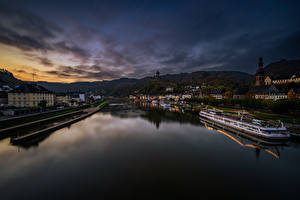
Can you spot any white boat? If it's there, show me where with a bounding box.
[159,101,170,108]
[199,109,290,140]
[151,100,158,104]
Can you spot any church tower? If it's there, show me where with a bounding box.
[154,71,160,79]
[255,57,265,86]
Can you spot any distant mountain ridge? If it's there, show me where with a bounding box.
[1,58,299,96]
[36,71,254,96]
[0,69,23,87]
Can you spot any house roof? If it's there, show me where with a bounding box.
[0,91,8,98]
[202,88,225,95]
[266,73,300,80]
[233,88,249,95]
[9,83,52,94]
[251,85,286,95]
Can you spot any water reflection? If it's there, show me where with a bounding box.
[8,102,294,155]
[103,102,201,129]
[0,102,300,199]
[212,126,280,159]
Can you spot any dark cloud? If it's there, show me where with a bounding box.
[54,42,91,62]
[0,3,91,62]
[45,65,122,80]
[1,0,300,80]
[0,3,59,52]
[0,24,51,51]
[15,69,26,73]
[45,70,71,77]
[0,3,62,39]
[38,57,53,67]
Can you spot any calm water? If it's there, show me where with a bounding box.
[0,102,300,199]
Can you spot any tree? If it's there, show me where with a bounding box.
[224,90,233,99]
[245,91,255,99]
[38,100,47,109]
[288,89,296,100]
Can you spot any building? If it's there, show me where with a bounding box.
[255,57,265,87]
[154,71,160,79]
[264,76,272,85]
[55,93,71,105]
[0,85,13,92]
[0,85,12,106]
[129,95,137,100]
[181,94,192,99]
[165,86,174,92]
[288,88,300,99]
[71,93,86,104]
[0,91,8,105]
[210,88,225,99]
[254,85,287,100]
[89,95,101,101]
[8,83,54,107]
[233,88,248,99]
[198,88,225,99]
[265,74,300,85]
[79,94,86,102]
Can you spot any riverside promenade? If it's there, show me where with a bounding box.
[0,109,84,135]
[11,101,109,144]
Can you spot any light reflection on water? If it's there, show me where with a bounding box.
[0,102,300,199]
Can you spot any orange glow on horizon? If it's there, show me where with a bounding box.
[0,44,106,83]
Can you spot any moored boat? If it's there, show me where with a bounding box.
[159,101,170,108]
[199,109,290,140]
[151,100,158,104]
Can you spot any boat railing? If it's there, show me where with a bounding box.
[202,110,287,131]
[201,111,263,132]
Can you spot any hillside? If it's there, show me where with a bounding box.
[161,71,253,87]
[5,58,299,97]
[264,59,300,79]
[37,71,253,96]
[36,81,102,93]
[36,78,139,95]
[0,69,23,87]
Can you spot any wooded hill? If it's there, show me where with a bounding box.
[0,69,23,87]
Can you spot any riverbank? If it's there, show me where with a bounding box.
[0,105,89,130]
[0,101,106,136]
[134,100,300,136]
[11,101,109,144]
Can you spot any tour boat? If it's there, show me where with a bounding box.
[159,101,170,108]
[199,109,290,140]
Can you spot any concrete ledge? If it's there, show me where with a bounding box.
[11,102,108,144]
[0,110,84,135]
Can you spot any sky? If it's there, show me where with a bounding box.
[0,0,299,83]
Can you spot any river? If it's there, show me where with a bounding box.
[0,102,300,199]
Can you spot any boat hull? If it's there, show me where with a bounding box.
[200,118,287,146]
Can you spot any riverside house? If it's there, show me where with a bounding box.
[8,83,54,107]
[55,93,72,106]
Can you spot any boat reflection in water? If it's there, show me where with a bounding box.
[200,118,284,159]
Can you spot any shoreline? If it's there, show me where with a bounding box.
[11,101,109,144]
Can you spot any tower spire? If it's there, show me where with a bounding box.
[258,56,263,68]
[255,56,265,86]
